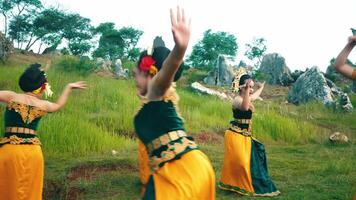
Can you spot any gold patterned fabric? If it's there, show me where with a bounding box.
[0,135,41,145]
[149,135,198,172]
[7,101,47,124]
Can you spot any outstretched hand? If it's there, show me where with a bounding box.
[348,36,356,46]
[170,6,191,49]
[68,81,87,90]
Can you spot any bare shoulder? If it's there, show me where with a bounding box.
[232,95,243,109]
[0,90,17,103]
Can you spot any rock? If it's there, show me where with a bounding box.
[291,70,304,82]
[42,47,61,56]
[338,93,353,112]
[204,55,236,87]
[153,36,166,48]
[96,58,112,71]
[0,32,13,62]
[288,66,353,112]
[288,66,334,105]
[113,59,128,78]
[259,53,294,86]
[329,132,349,144]
[191,82,231,100]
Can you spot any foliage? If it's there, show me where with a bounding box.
[244,37,267,69]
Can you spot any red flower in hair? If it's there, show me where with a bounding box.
[139,56,156,72]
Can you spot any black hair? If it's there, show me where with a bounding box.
[138,46,184,81]
[239,74,252,86]
[19,63,46,92]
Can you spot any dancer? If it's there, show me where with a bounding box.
[334,35,356,80]
[134,7,215,199]
[0,63,86,200]
[219,69,280,197]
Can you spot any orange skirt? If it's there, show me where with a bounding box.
[0,144,44,200]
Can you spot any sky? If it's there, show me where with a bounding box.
[25,0,356,71]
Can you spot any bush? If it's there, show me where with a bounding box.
[54,55,97,74]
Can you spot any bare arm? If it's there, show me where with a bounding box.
[46,82,86,113]
[250,82,265,101]
[334,36,356,79]
[239,80,253,111]
[148,7,191,99]
[0,91,16,103]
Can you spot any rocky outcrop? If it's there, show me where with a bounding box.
[191,82,230,100]
[204,55,235,87]
[113,59,128,78]
[259,53,294,86]
[288,66,353,112]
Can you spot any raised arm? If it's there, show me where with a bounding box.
[149,7,191,98]
[250,82,265,101]
[238,80,253,111]
[334,36,356,79]
[0,91,16,103]
[46,81,86,113]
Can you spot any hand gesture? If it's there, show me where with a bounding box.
[68,81,87,90]
[348,36,356,46]
[255,81,266,89]
[170,6,191,49]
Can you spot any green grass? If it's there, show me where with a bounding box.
[0,54,355,199]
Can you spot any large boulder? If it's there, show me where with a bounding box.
[96,58,112,71]
[259,53,294,86]
[191,82,230,100]
[288,66,353,112]
[153,36,166,48]
[113,59,128,78]
[0,32,13,62]
[204,55,235,87]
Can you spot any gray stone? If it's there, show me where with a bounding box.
[153,36,166,48]
[259,53,294,86]
[96,58,112,71]
[191,82,231,100]
[113,59,128,78]
[204,55,236,87]
[288,66,353,112]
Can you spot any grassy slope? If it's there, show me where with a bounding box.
[0,54,355,199]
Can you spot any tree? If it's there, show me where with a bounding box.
[118,26,143,61]
[0,0,14,36]
[8,13,34,48]
[93,23,143,61]
[61,13,93,56]
[244,37,267,69]
[188,29,238,68]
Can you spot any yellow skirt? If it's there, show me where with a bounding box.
[0,144,44,200]
[138,141,151,196]
[220,130,254,194]
[219,130,280,196]
[144,150,216,200]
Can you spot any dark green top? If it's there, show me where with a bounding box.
[5,108,42,130]
[134,100,185,144]
[231,108,253,130]
[3,102,46,138]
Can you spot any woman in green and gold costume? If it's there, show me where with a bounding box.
[134,7,215,200]
[0,63,86,200]
[219,71,280,197]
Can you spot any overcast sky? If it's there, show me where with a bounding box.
[32,0,356,71]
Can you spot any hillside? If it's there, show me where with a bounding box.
[0,53,355,200]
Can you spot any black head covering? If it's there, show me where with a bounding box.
[239,74,252,87]
[19,63,47,92]
[138,46,184,81]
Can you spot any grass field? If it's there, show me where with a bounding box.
[0,53,355,199]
